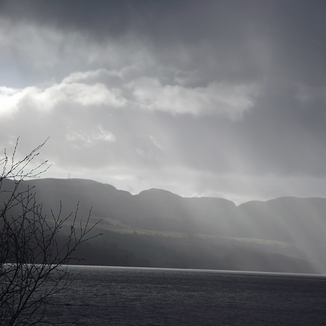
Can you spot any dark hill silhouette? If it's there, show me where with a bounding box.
[2,178,326,273]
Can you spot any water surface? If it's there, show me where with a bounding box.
[44,266,326,325]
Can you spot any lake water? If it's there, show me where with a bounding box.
[42,266,326,325]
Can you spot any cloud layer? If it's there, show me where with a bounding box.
[1,0,326,203]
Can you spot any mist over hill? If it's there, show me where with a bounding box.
[3,178,326,274]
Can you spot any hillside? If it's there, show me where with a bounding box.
[2,178,326,273]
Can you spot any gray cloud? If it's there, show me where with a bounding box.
[1,0,326,203]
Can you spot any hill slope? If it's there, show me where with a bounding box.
[2,178,326,273]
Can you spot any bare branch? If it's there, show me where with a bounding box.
[0,139,101,325]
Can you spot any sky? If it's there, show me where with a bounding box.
[1,0,326,204]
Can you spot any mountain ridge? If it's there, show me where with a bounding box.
[2,177,326,274]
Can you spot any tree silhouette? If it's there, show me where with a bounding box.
[0,139,100,325]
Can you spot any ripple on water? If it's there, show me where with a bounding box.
[41,266,326,326]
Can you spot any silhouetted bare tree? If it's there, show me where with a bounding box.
[0,139,100,325]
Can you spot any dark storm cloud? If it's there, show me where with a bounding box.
[2,0,326,88]
[1,0,326,202]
